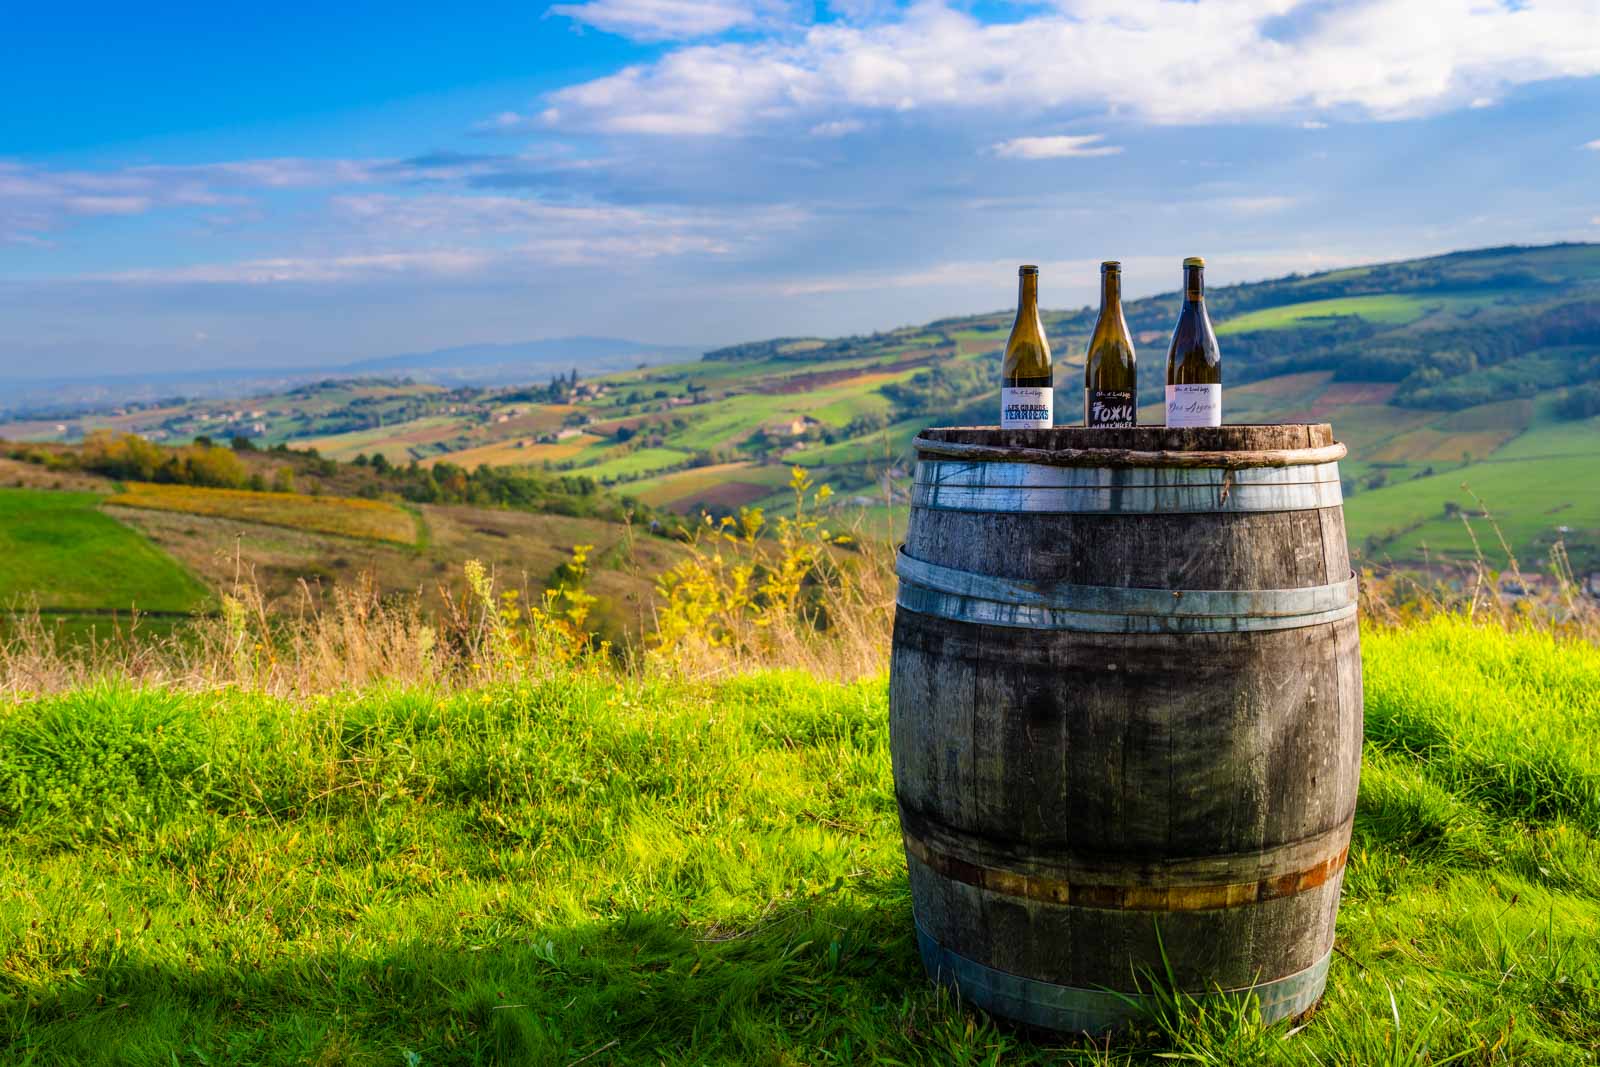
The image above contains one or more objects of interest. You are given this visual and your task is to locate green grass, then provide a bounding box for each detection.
[1,618,1598,1063]
[1216,294,1431,335]
[0,489,210,614]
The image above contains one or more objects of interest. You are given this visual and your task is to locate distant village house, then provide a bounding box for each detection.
[760,416,821,440]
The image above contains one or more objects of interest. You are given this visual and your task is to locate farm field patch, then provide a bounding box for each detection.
[423,433,603,469]
[0,489,209,614]
[625,462,795,512]
[107,484,419,545]
[1490,411,1600,460]
[1215,294,1430,334]
[298,415,466,462]
[1343,449,1600,568]
[580,448,694,481]
[1368,428,1519,465]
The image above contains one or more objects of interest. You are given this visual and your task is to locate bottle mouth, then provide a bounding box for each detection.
[1018,264,1039,275]
[1101,261,1121,272]
[1183,256,1205,268]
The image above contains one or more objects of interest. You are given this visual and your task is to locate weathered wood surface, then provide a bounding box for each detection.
[914,433,1346,470]
[888,424,1363,1027]
[921,424,1336,451]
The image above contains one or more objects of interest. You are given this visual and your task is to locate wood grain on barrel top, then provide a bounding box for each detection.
[914,438,1347,471]
[919,424,1335,452]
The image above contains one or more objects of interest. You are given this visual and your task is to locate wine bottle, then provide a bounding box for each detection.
[1084,260,1137,427]
[1165,256,1222,427]
[1000,265,1053,429]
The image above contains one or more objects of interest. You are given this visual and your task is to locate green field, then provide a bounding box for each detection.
[0,489,209,614]
[579,447,694,481]
[1215,294,1430,335]
[625,462,796,510]
[788,418,925,468]
[1344,414,1600,567]
[0,617,1597,1062]
[297,414,464,462]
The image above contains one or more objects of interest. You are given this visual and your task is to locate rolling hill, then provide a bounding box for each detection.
[3,242,1598,583]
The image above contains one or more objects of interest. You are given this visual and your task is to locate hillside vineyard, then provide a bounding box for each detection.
[1003,260,1227,428]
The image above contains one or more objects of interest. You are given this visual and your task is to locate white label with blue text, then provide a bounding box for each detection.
[1165,383,1221,428]
[1001,386,1053,428]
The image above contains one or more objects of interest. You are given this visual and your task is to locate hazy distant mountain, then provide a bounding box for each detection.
[343,337,700,375]
[0,337,702,416]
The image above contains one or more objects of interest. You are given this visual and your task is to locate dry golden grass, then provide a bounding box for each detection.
[5,469,1595,700]
[0,456,114,492]
[106,483,417,544]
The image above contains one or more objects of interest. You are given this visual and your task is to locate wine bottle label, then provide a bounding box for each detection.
[1165,383,1221,427]
[1001,386,1053,428]
[1086,388,1136,428]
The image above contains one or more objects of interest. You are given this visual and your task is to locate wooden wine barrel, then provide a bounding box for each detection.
[889,424,1362,1034]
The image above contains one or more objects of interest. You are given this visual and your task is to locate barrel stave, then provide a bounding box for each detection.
[891,611,1360,853]
[907,509,1347,588]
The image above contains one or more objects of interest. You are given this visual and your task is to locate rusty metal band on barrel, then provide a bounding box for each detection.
[902,829,1351,911]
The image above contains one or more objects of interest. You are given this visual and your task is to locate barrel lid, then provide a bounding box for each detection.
[915,425,1343,470]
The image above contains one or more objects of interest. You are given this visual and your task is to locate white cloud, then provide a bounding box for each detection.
[82,191,810,284]
[991,134,1121,159]
[1585,139,1600,150]
[100,251,495,285]
[548,0,777,41]
[542,0,1600,135]
[771,245,1427,301]
[1300,120,1328,129]
[332,191,806,259]
[475,110,539,134]
[810,118,865,137]
[1213,195,1298,216]
[0,158,389,240]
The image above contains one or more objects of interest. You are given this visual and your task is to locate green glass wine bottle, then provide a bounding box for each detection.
[1164,256,1222,427]
[1000,265,1053,428]
[1084,261,1137,427]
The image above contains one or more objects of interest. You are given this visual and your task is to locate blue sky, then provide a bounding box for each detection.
[3,0,1599,377]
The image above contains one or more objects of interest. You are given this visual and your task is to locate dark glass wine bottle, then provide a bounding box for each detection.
[1000,265,1053,428]
[1164,256,1222,427]
[1083,261,1137,427]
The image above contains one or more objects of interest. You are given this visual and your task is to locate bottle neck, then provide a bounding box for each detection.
[1017,272,1039,315]
[1100,270,1121,310]
[1184,265,1205,304]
